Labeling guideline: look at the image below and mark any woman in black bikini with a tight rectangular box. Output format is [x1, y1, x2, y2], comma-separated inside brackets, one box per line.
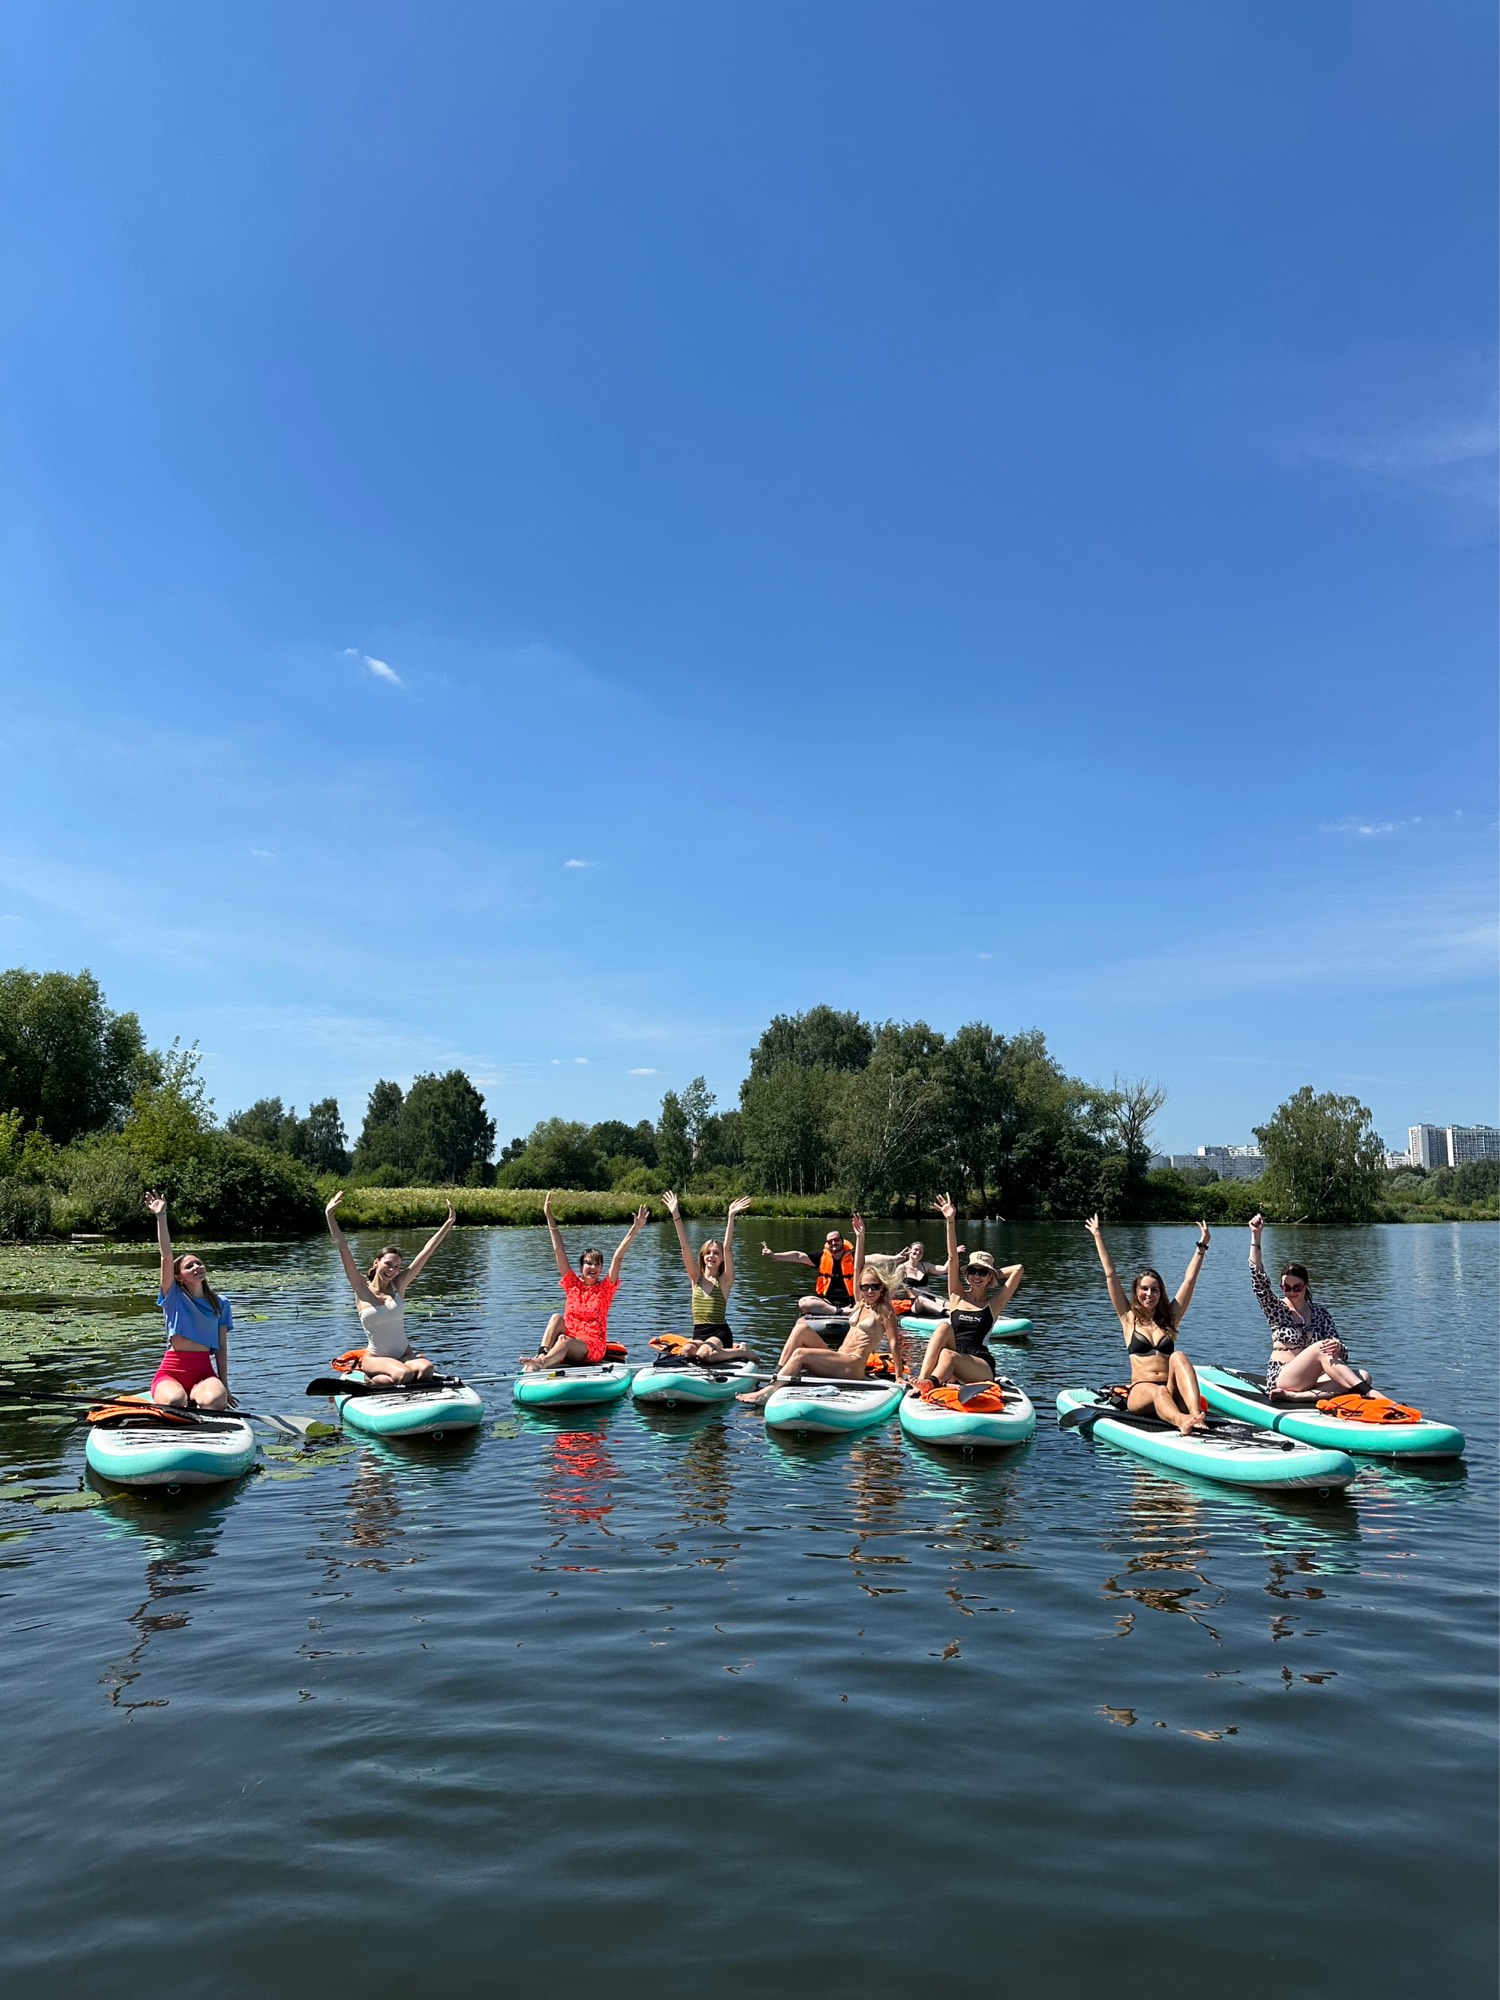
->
[914, 1194, 1024, 1387]
[1085, 1215, 1209, 1435]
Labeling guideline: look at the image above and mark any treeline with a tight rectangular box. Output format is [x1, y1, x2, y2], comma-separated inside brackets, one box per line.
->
[1, 972, 1486, 1238]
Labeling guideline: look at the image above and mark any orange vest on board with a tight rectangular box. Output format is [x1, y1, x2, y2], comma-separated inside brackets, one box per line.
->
[815, 1242, 856, 1299]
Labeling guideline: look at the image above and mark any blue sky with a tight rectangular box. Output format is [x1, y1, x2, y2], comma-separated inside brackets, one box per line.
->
[1, 0, 1494, 1156]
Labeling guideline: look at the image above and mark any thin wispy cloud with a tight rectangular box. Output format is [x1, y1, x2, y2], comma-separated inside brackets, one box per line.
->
[1297, 407, 1496, 506]
[564, 859, 591, 869]
[342, 647, 404, 687]
[628, 1066, 662, 1076]
[1319, 815, 1421, 838]
[551, 1056, 590, 1065]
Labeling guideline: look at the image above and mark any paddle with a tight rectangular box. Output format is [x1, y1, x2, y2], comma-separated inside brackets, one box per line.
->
[305, 1373, 473, 1397]
[0, 1382, 319, 1442]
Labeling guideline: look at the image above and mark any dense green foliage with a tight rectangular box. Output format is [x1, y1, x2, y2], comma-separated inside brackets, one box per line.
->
[226, 1096, 350, 1174]
[1381, 1159, 1499, 1222]
[0, 968, 157, 1144]
[352, 1073, 496, 1184]
[1254, 1087, 1387, 1224]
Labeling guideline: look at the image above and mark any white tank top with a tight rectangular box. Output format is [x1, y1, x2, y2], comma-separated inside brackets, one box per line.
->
[357, 1291, 409, 1358]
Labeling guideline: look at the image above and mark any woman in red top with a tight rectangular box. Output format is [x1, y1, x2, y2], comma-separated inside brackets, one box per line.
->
[520, 1190, 652, 1371]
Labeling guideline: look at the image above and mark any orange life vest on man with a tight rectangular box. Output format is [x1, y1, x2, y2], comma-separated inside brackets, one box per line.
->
[815, 1241, 856, 1303]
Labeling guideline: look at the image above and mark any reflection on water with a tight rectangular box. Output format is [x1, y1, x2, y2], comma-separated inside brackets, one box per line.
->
[541, 1425, 620, 1535]
[97, 1498, 229, 1713]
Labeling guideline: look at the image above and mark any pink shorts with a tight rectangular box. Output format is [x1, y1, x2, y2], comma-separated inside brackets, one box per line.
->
[151, 1347, 219, 1396]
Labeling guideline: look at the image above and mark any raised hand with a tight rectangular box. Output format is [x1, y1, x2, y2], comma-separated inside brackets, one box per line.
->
[1196, 1222, 1212, 1249]
[445, 1201, 457, 1225]
[728, 1195, 753, 1218]
[935, 1192, 956, 1220]
[1248, 1213, 1264, 1234]
[145, 1192, 167, 1217]
[1085, 1213, 1103, 1239]
[761, 1240, 773, 1256]
[662, 1189, 680, 1216]
[633, 1203, 651, 1229]
[324, 1191, 343, 1217]
[543, 1191, 555, 1222]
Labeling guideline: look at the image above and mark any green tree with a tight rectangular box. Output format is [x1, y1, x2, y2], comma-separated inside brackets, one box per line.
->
[353, 1080, 408, 1176]
[830, 1021, 948, 1206]
[495, 1118, 603, 1190]
[587, 1119, 657, 1168]
[401, 1071, 495, 1184]
[1255, 1087, 1386, 1223]
[226, 1096, 297, 1151]
[122, 1042, 213, 1176]
[739, 1062, 844, 1194]
[0, 967, 157, 1143]
[655, 1089, 692, 1186]
[295, 1097, 350, 1174]
[747, 1006, 874, 1080]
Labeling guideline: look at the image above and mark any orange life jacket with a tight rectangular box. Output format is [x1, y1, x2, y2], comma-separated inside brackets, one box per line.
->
[87, 1395, 195, 1426]
[815, 1242, 856, 1298]
[649, 1333, 696, 1355]
[918, 1380, 1008, 1414]
[864, 1352, 897, 1379]
[1316, 1392, 1423, 1425]
[330, 1348, 366, 1375]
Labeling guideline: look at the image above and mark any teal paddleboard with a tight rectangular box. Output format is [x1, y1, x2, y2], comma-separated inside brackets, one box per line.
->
[900, 1314, 1031, 1339]
[1197, 1366, 1464, 1460]
[1056, 1388, 1355, 1492]
[763, 1376, 904, 1437]
[513, 1360, 633, 1408]
[85, 1411, 258, 1488]
[336, 1378, 484, 1437]
[631, 1356, 757, 1408]
[899, 1378, 1036, 1451]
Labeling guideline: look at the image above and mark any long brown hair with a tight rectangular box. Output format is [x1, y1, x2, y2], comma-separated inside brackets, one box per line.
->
[696, 1238, 724, 1284]
[173, 1253, 221, 1316]
[1131, 1267, 1177, 1331]
[1279, 1260, 1311, 1296]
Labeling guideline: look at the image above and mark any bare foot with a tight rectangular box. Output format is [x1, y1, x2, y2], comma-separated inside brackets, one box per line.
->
[736, 1384, 776, 1407]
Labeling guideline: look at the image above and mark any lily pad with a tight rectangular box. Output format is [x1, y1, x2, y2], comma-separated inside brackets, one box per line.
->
[490, 1421, 520, 1439]
[265, 1469, 317, 1481]
[34, 1490, 105, 1511]
[304, 1421, 340, 1440]
[0, 1482, 37, 1500]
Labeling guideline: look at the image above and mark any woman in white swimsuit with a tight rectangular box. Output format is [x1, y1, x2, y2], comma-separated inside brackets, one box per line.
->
[325, 1192, 457, 1383]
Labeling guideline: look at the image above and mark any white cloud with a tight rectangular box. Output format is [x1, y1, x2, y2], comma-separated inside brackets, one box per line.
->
[977, 951, 993, 960]
[628, 1066, 662, 1076]
[343, 647, 403, 687]
[250, 848, 275, 860]
[564, 859, 591, 869]
[550, 1056, 590, 1065]
[1319, 815, 1421, 838]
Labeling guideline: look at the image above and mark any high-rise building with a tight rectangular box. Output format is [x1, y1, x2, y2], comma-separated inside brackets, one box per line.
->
[1409, 1125, 1450, 1170]
[1447, 1125, 1500, 1166]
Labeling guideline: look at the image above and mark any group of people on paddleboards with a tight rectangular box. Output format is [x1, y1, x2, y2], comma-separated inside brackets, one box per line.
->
[141, 1191, 1375, 1420]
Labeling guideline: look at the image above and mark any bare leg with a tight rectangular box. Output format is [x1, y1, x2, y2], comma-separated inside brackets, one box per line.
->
[152, 1379, 188, 1408]
[736, 1323, 854, 1404]
[1169, 1351, 1205, 1424]
[798, 1296, 843, 1318]
[931, 1348, 994, 1387]
[189, 1377, 229, 1411]
[917, 1322, 955, 1381]
[1127, 1380, 1202, 1435]
[521, 1317, 593, 1370]
[1276, 1346, 1370, 1396]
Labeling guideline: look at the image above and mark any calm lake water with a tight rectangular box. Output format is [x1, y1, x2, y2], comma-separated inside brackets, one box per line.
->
[0, 1218, 1493, 2000]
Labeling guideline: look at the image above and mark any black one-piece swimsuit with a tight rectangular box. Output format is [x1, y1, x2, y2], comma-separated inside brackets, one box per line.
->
[948, 1302, 996, 1376]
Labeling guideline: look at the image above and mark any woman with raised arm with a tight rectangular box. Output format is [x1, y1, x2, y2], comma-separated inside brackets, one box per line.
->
[1085, 1215, 1209, 1436]
[521, 1193, 651, 1371]
[661, 1190, 754, 1361]
[1247, 1214, 1372, 1398]
[145, 1192, 234, 1410]
[737, 1214, 905, 1405]
[913, 1194, 1024, 1387]
[325, 1191, 455, 1384]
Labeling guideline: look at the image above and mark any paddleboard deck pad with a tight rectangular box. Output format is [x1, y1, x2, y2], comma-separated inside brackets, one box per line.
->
[336, 1376, 484, 1437]
[632, 1355, 758, 1406]
[763, 1377, 905, 1436]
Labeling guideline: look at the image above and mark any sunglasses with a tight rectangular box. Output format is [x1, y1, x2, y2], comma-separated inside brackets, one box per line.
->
[858, 1281, 884, 1292]
[1281, 1280, 1306, 1293]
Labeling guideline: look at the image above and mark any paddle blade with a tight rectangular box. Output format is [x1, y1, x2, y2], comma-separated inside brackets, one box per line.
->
[1058, 1405, 1104, 1433]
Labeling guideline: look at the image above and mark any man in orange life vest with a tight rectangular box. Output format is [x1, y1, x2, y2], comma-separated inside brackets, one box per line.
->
[761, 1228, 857, 1321]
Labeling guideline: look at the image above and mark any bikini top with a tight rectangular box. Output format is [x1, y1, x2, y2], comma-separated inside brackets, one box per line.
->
[1126, 1320, 1175, 1357]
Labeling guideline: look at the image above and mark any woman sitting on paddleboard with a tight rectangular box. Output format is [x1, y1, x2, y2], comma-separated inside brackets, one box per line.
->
[521, 1192, 651, 1371]
[1085, 1215, 1209, 1435]
[737, 1214, 905, 1405]
[146, 1192, 233, 1410]
[1248, 1214, 1372, 1398]
[913, 1193, 1024, 1387]
[325, 1191, 455, 1384]
[661, 1189, 754, 1361]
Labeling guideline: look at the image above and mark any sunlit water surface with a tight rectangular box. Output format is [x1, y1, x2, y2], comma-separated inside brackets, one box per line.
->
[0, 1219, 1493, 1999]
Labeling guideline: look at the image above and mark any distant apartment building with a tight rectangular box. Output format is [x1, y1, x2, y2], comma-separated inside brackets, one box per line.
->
[1383, 1148, 1413, 1171]
[1408, 1125, 1450, 1170]
[1151, 1145, 1266, 1181]
[1448, 1124, 1500, 1166]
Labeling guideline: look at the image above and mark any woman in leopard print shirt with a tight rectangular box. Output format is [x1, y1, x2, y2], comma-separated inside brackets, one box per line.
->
[1248, 1214, 1372, 1397]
